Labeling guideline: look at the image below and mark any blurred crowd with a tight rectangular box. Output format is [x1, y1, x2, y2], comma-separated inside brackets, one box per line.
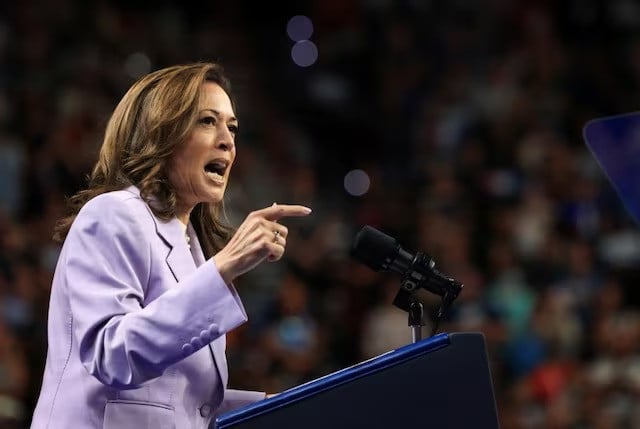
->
[2, 0, 640, 428]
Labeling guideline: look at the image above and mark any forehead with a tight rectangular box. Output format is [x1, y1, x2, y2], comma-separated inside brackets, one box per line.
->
[199, 82, 235, 118]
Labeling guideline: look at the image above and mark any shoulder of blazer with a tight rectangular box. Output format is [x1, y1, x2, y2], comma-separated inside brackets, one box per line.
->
[77, 189, 150, 227]
[75, 187, 185, 257]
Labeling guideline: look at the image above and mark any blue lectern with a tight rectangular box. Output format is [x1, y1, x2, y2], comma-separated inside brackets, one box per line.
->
[215, 332, 499, 428]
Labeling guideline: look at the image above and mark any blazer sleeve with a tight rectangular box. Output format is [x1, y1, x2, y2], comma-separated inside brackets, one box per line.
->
[64, 194, 248, 389]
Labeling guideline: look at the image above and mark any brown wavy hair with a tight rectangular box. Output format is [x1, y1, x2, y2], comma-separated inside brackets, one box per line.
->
[53, 62, 235, 258]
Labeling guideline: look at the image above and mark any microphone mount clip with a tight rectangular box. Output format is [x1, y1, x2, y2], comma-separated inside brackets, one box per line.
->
[392, 252, 463, 340]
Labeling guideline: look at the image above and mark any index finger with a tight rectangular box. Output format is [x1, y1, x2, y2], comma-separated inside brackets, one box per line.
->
[253, 204, 312, 221]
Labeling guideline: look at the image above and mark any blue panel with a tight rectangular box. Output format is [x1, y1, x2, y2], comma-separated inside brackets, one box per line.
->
[584, 112, 640, 224]
[216, 333, 450, 428]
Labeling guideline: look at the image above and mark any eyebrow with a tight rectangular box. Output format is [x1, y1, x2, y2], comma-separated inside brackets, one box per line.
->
[201, 109, 238, 124]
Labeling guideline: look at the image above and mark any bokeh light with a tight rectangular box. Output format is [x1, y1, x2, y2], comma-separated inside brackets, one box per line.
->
[291, 40, 318, 67]
[286, 15, 314, 42]
[124, 52, 151, 79]
[344, 169, 371, 196]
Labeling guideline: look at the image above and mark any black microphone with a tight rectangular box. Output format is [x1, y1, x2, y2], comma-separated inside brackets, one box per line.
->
[350, 225, 463, 302]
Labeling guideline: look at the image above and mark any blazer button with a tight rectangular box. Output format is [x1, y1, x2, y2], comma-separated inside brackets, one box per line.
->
[181, 343, 194, 356]
[200, 330, 212, 343]
[208, 324, 218, 337]
[190, 337, 203, 349]
[200, 404, 212, 417]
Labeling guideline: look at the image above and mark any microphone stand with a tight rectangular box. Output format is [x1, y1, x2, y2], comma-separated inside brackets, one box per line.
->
[392, 283, 456, 343]
[408, 298, 424, 343]
[392, 287, 427, 344]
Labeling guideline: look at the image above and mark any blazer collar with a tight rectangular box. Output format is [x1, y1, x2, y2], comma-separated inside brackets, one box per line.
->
[124, 185, 197, 282]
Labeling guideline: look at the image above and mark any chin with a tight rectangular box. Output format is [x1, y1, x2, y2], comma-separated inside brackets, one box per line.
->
[203, 189, 225, 205]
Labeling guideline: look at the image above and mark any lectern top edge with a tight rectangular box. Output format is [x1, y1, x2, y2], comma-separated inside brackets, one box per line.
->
[216, 332, 451, 427]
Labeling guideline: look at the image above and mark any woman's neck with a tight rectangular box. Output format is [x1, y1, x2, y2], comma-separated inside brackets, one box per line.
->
[175, 202, 193, 226]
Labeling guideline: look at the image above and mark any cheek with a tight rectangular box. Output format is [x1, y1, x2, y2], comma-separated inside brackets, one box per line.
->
[166, 156, 184, 185]
[170, 143, 193, 169]
[227, 152, 237, 175]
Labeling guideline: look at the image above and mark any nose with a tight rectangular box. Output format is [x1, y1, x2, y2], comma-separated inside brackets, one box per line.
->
[216, 126, 235, 151]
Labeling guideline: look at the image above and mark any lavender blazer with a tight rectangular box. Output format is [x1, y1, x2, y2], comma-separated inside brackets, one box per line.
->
[31, 186, 265, 429]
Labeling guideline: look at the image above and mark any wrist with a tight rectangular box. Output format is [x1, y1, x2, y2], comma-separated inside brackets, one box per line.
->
[212, 254, 233, 284]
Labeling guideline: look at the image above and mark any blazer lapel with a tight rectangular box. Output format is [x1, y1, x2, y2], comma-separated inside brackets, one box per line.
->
[123, 185, 195, 283]
[152, 213, 196, 283]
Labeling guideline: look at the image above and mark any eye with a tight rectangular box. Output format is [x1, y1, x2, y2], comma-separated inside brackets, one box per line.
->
[199, 116, 216, 126]
[228, 124, 239, 136]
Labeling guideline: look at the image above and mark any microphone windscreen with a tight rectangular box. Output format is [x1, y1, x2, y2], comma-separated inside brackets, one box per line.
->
[350, 225, 398, 271]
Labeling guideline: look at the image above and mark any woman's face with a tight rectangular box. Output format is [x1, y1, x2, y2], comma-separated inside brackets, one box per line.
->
[168, 82, 237, 215]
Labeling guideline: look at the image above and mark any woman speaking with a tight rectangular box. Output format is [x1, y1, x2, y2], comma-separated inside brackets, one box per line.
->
[30, 62, 311, 429]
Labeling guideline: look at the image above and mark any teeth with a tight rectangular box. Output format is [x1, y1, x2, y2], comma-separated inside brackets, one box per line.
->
[206, 171, 224, 182]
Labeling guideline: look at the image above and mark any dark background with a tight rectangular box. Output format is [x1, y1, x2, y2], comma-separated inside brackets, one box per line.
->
[2, 0, 640, 427]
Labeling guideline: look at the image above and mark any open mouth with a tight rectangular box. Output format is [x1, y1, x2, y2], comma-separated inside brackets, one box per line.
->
[204, 159, 228, 182]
